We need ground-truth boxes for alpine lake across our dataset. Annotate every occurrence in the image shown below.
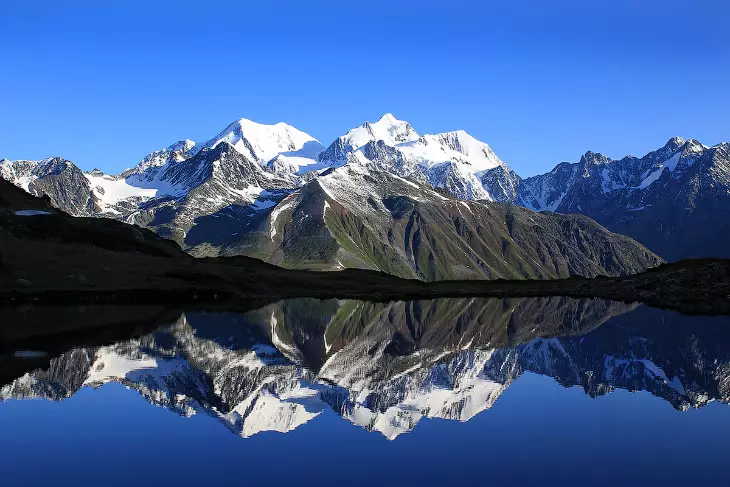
[1,297,729,486]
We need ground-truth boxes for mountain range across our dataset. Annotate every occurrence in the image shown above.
[4,297,730,439]
[512,137,730,261]
[4,113,726,278]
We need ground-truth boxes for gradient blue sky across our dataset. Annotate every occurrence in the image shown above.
[1,0,728,177]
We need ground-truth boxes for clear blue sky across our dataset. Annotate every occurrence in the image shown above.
[1,0,728,177]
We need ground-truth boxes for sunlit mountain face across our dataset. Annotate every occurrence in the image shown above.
[3,297,730,441]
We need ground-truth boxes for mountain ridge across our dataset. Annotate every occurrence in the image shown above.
[512,137,730,260]
[2,114,727,271]
[212,163,660,280]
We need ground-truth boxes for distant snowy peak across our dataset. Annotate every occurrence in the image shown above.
[568,137,692,174]
[559,137,708,195]
[199,118,323,166]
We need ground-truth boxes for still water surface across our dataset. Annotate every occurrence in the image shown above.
[1,297,729,486]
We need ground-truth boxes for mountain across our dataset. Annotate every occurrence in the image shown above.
[124,143,299,243]
[214,163,660,280]
[0,118,323,216]
[122,139,197,176]
[0,115,669,279]
[199,118,325,175]
[511,137,730,260]
[317,113,419,165]
[4,297,730,440]
[320,114,508,200]
[0,157,99,216]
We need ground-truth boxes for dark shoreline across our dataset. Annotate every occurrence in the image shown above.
[2,258,729,315]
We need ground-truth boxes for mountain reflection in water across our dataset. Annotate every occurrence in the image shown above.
[2,297,730,441]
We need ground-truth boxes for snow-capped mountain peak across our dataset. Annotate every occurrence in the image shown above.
[316,115,507,201]
[377,112,398,124]
[342,113,420,151]
[316,114,419,168]
[681,138,707,156]
[200,117,323,166]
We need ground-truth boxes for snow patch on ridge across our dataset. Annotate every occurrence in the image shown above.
[638,168,665,189]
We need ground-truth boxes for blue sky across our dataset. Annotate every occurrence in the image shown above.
[1,0,728,177]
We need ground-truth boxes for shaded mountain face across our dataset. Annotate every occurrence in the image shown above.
[512,138,730,260]
[4,297,730,440]
[219,164,660,280]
